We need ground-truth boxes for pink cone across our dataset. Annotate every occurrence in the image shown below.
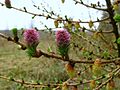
[55,29,70,47]
[23,29,40,47]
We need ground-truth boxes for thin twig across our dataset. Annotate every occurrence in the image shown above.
[0,67,119,88]
[0,75,62,88]
[73,0,107,11]
[0,32,120,64]
[94,66,120,90]
[0,33,26,49]
[0,2,109,24]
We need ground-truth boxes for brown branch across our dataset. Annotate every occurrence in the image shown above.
[38,27,113,34]
[0,74,104,88]
[0,2,109,24]
[94,77,113,90]
[0,67,119,88]
[0,32,120,65]
[85,29,113,34]
[94,66,120,90]
[105,0,120,57]
[0,75,62,88]
[0,33,26,50]
[41,50,120,64]
[78,17,109,23]
[98,33,117,50]
[0,68,116,88]
[0,74,105,88]
[71,31,105,53]
[71,31,117,58]
[73,0,108,11]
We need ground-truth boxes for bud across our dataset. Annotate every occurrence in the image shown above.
[12,28,19,42]
[57,17,62,23]
[55,29,70,57]
[93,32,99,39]
[89,20,93,28]
[5,0,12,8]
[54,20,59,28]
[72,86,78,90]
[67,22,72,29]
[62,82,68,90]
[106,79,115,90]
[23,29,40,57]
[90,80,96,89]
[61,0,65,4]
[23,29,40,47]
[113,4,119,11]
[75,22,80,30]
[65,62,75,79]
[17,45,22,50]
[12,28,17,36]
[92,59,102,76]
[113,13,120,22]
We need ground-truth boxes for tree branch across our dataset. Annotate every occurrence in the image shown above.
[105,0,120,57]
[0,32,120,64]
[94,66,120,90]
[0,67,119,88]
[0,2,109,24]
[73,0,108,11]
[71,31,106,53]
[0,75,62,88]
[0,33,26,50]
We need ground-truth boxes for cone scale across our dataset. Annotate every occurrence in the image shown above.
[55,29,70,58]
[23,29,40,57]
[5,0,12,8]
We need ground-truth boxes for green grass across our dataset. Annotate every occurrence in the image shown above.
[0,31,120,90]
[0,33,68,90]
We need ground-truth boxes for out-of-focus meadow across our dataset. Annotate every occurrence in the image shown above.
[0,30,120,90]
[0,30,70,90]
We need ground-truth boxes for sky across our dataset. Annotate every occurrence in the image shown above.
[0,0,106,30]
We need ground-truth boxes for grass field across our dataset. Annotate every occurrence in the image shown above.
[0,31,69,90]
[0,31,120,90]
